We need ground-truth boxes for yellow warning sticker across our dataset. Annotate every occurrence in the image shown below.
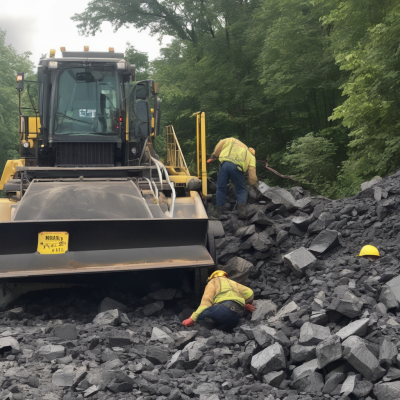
[37,232,69,254]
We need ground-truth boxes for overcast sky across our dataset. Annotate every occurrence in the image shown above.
[1,0,169,67]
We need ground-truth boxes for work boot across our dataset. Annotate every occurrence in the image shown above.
[216,206,224,217]
[238,203,247,219]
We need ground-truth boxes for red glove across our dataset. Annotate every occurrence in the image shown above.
[245,303,255,313]
[182,317,195,327]
[207,159,214,164]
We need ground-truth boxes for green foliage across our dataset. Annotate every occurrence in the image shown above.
[125,43,151,80]
[0,29,34,174]
[326,1,400,189]
[282,132,338,193]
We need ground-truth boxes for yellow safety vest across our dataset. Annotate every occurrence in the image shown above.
[219,138,255,172]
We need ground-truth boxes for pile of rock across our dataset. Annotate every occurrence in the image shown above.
[1,171,400,399]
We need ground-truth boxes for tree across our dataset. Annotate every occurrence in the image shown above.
[0,29,34,177]
[125,43,150,80]
[322,0,400,194]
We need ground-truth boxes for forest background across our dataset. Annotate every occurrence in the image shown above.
[2,0,400,198]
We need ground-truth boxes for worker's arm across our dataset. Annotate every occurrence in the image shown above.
[209,139,227,161]
[248,166,258,187]
[236,282,254,304]
[191,280,217,321]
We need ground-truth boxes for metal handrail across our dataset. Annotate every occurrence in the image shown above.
[151,156,176,218]
[165,125,189,174]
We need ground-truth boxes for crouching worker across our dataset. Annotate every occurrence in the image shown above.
[357,245,380,261]
[182,271,255,332]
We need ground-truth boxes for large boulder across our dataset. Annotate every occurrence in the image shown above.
[374,382,400,400]
[309,230,341,254]
[316,335,342,368]
[250,342,286,379]
[329,291,363,318]
[283,247,316,278]
[342,336,386,381]
[299,322,330,346]
[336,318,369,340]
[251,300,277,322]
[221,256,253,284]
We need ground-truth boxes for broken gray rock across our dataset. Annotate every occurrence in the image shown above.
[340,374,358,394]
[260,187,298,210]
[316,335,342,368]
[250,342,286,379]
[336,318,369,340]
[353,378,374,397]
[299,322,330,346]
[250,212,275,226]
[93,309,129,326]
[329,291,363,318]
[251,300,277,322]
[291,215,315,231]
[374,381,400,400]
[192,383,220,396]
[291,371,324,393]
[290,344,316,363]
[150,327,174,344]
[171,331,198,350]
[221,256,253,284]
[361,176,382,191]
[262,370,285,387]
[0,336,20,352]
[253,325,282,348]
[386,276,400,303]
[379,285,399,310]
[322,372,346,394]
[291,358,319,381]
[37,345,65,361]
[146,346,170,365]
[54,324,77,340]
[283,247,316,278]
[98,297,127,313]
[52,366,86,387]
[342,336,386,381]
[379,338,398,369]
[309,229,340,254]
[143,301,164,316]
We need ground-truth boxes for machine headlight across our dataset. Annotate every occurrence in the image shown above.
[49,61,58,69]
[117,61,127,70]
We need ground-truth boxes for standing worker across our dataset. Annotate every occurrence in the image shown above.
[207,138,258,219]
[182,271,255,332]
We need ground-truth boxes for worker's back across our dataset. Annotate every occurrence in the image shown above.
[218,138,256,172]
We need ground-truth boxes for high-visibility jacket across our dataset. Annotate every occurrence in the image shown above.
[211,138,257,186]
[191,276,254,321]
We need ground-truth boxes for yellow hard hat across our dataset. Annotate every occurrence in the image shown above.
[248,147,255,156]
[357,245,380,257]
[208,270,228,281]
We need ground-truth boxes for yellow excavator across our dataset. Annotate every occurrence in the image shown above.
[0,48,223,307]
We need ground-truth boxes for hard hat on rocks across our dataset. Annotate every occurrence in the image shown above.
[248,148,255,156]
[357,245,380,258]
[208,270,228,281]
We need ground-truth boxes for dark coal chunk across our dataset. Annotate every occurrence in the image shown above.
[309,230,340,254]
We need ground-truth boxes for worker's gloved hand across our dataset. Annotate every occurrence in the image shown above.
[245,303,255,313]
[207,159,214,164]
[182,317,195,327]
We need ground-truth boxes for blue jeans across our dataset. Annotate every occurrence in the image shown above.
[216,162,247,206]
[197,303,240,331]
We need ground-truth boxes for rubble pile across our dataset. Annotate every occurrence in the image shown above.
[2,171,400,399]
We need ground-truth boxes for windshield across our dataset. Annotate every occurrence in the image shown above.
[54,68,119,136]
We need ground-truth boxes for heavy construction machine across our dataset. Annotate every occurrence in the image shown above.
[0,48,223,307]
